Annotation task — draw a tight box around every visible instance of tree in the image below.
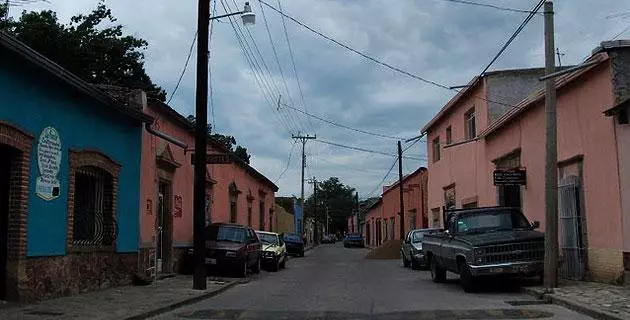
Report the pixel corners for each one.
[1,1,166,101]
[305,177,356,233]
[186,115,251,164]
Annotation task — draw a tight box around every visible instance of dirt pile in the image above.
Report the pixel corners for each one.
[365,240,402,259]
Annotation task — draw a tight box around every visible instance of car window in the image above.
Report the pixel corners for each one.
[412,232,424,243]
[205,225,245,243]
[257,232,279,245]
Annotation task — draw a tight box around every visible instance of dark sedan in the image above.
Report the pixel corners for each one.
[283,233,304,257]
[202,223,261,277]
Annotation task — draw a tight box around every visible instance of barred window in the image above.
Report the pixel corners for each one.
[72,166,115,247]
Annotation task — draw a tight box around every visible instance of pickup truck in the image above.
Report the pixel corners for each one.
[422,206,544,292]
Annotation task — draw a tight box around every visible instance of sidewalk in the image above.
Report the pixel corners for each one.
[522,281,630,320]
[0,275,239,320]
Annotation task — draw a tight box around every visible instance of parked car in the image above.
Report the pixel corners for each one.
[321,235,335,244]
[203,223,261,278]
[256,231,287,271]
[400,228,441,270]
[343,233,364,248]
[283,233,305,257]
[423,207,544,292]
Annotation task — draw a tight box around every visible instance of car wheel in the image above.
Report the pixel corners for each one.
[252,257,261,274]
[401,252,410,268]
[238,259,248,278]
[430,257,446,283]
[459,261,476,293]
[280,256,287,269]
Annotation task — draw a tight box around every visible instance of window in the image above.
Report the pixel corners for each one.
[432,137,441,162]
[72,166,115,247]
[205,225,245,243]
[465,107,476,139]
[446,126,452,145]
[444,185,456,210]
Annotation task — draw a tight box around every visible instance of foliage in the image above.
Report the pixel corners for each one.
[305,177,357,233]
[186,115,251,164]
[0,1,166,101]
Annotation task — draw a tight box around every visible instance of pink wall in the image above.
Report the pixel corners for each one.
[485,62,622,250]
[364,202,382,246]
[380,168,427,240]
[139,102,277,250]
[426,82,491,223]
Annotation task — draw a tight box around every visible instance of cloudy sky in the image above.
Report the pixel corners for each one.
[9,0,629,198]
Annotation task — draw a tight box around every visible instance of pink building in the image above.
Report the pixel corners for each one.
[134,94,278,275]
[363,167,428,246]
[422,40,630,283]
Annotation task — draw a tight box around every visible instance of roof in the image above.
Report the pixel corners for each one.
[421,67,547,134]
[363,197,382,213]
[145,98,279,192]
[381,167,426,196]
[255,230,280,236]
[480,52,609,138]
[0,31,152,123]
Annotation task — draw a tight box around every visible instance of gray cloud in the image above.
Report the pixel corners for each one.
[12,0,629,197]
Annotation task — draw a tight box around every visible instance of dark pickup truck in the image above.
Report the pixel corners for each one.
[422,206,544,292]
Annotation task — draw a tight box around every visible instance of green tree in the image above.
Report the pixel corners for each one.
[1,1,166,101]
[305,177,356,233]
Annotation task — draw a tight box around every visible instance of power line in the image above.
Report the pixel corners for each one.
[612,24,630,40]
[365,158,398,198]
[209,0,218,130]
[275,140,298,183]
[315,139,427,161]
[258,0,520,110]
[276,0,315,133]
[434,0,541,14]
[477,0,545,77]
[167,31,197,105]
[280,102,412,141]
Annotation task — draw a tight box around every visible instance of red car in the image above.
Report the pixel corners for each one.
[204,223,262,277]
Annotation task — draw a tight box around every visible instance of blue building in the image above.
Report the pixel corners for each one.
[0,32,152,301]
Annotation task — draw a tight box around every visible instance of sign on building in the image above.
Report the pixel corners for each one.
[493,169,527,186]
[35,126,62,200]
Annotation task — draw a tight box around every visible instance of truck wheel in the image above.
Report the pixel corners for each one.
[459,262,476,293]
[402,252,410,268]
[430,258,446,283]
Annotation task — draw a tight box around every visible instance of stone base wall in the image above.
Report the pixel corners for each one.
[173,247,192,275]
[138,247,192,276]
[587,247,624,284]
[18,252,137,302]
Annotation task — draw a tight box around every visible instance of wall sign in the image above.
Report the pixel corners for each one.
[35,126,62,201]
[493,169,527,186]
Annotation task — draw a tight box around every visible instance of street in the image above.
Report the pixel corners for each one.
[154,244,593,320]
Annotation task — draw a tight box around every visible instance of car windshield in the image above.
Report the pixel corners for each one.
[205,225,245,243]
[456,210,531,233]
[257,232,278,245]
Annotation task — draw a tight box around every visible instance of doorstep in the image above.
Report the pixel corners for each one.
[0,275,238,320]
[522,280,630,320]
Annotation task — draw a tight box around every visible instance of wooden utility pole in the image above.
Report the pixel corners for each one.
[397,141,405,239]
[543,0,558,290]
[192,0,210,290]
[292,134,316,236]
[307,177,318,243]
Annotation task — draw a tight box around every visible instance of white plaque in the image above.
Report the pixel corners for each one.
[35,126,62,201]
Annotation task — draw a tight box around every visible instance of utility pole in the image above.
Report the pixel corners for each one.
[543,0,558,290]
[292,134,316,236]
[326,205,330,236]
[307,177,318,244]
[397,141,405,240]
[192,0,210,290]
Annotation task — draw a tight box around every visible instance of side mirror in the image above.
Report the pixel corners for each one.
[531,221,540,229]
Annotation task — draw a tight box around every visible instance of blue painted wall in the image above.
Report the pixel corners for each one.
[293,198,302,236]
[0,50,143,256]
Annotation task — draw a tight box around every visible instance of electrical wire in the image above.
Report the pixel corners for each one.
[477,0,545,77]
[434,0,541,14]
[275,140,298,183]
[280,102,411,141]
[315,139,427,161]
[209,0,218,131]
[365,158,398,198]
[166,31,197,105]
[277,0,315,133]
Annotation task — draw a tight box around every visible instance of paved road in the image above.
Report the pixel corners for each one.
[153,243,592,320]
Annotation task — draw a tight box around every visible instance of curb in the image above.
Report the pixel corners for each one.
[124,281,239,320]
[521,287,626,320]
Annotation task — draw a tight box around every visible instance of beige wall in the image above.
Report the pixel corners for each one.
[274,204,294,234]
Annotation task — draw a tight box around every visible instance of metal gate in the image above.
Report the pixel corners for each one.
[558,180,587,280]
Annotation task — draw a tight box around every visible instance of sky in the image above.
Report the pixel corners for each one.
[8,0,629,198]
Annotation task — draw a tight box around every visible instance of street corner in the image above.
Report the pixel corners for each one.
[170,309,556,320]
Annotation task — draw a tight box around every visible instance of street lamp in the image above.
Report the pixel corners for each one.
[193,1,255,291]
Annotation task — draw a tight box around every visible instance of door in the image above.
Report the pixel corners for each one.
[157,181,173,273]
[0,146,13,300]
[559,177,587,280]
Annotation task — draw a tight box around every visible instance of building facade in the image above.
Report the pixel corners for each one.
[422,40,630,283]
[0,34,150,301]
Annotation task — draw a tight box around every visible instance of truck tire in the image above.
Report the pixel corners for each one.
[430,257,446,283]
[459,262,476,293]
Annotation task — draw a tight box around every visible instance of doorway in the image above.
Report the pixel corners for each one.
[499,185,521,208]
[157,180,173,274]
[0,145,14,300]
